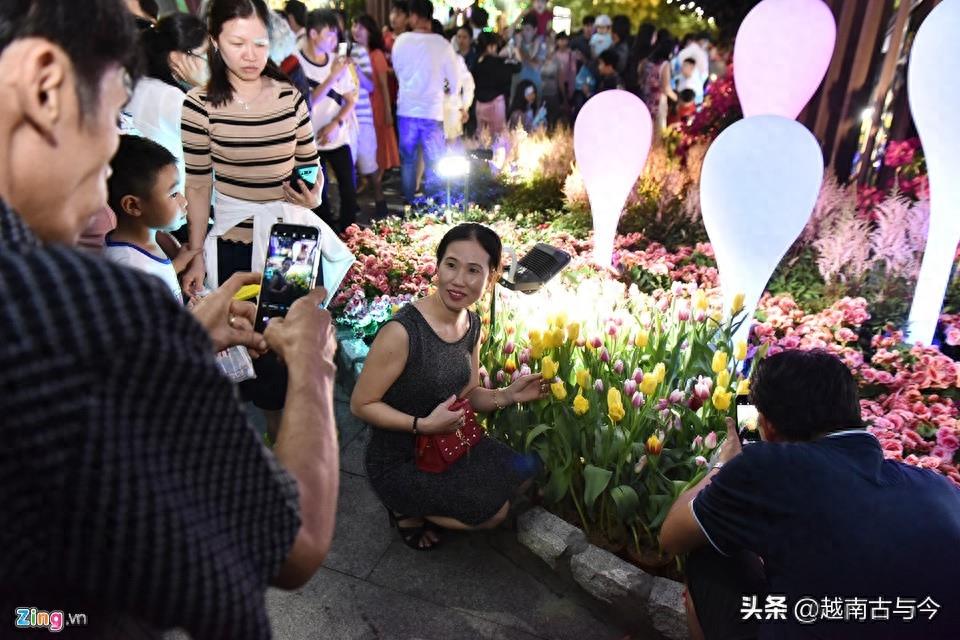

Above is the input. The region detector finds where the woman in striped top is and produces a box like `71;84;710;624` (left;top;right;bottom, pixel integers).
180;0;323;295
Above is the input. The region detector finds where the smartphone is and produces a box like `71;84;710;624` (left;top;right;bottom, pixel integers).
736;399;762;445
337;41;349;57
254;224;323;332
289;164;319;191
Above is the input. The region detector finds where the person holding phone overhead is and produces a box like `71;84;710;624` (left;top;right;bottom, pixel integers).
295;9;360;233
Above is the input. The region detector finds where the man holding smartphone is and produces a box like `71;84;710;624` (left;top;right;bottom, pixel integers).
0;2;340;637
660;350;960;640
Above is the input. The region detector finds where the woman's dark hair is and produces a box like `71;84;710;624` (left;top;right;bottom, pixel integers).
283;0;307;28
633;21;656;60
647;36;675;65
456;25;472;39
436;224;502;274
521;13;538;29
305;9;340;39
108;135;177;216
749;349;864;441
355;14;385;52
141;13;208;88
477;31;498;53
509;79;538;115
611;14;631;45
0;0;140;116
207;0;290;108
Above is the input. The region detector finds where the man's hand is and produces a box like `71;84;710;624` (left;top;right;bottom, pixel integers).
190;272;268;356
718;417;743;465
316;121;339;146
180;252;207;297
263;288;336;371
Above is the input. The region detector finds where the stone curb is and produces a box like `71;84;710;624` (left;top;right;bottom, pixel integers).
336;336;689;639
518;507;689;640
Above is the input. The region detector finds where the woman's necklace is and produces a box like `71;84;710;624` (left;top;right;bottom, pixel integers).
235;81;265;111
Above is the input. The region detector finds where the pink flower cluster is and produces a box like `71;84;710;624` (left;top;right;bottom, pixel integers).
941;314;960;347
883;138;919;169
752;297;960;486
612;236;719;289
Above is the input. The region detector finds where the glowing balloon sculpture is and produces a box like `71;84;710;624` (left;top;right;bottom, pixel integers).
905;0;960;344
734;0;836;119
700;116;824;343
573;90;652;267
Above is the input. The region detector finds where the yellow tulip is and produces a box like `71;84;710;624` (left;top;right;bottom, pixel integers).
573;392;590;416
653;362;666;384
541;355;559;380
567;322;581;344
712;351;728;374
607;388;625;424
576;368;591;389
634;329;649;348
692;289;709;312
504;357;517;374
645;434;663;456
712;388;733;411
529;345;542;360
737;379;751;396
551;327;566;349
554;310;568;328
529;329;542;348
639;373;658;396
734;340;748;361
551;381;568;400
716;369;731;389
731;292;746;316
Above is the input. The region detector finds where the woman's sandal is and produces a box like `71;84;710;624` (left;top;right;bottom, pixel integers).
387;508;442;551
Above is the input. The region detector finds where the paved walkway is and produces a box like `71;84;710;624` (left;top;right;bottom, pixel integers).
257;384;633;640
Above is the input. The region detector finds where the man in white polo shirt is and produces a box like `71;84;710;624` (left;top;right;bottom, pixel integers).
391;0;459;203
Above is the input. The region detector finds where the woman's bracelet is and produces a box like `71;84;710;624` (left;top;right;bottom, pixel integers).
493;388;504;411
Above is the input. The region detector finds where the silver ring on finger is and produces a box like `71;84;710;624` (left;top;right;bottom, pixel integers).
228;315;237;328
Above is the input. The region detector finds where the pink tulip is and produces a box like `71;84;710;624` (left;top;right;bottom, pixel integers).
519;348;530;365
512;370;522;383
677;307;691;322
695;310;707;323
503;340;515;355
519;364;532;377
632;391;644;408
695;455;707;467
688;396;704;411
599;347;610;363
590;336;603;349
669;389;684;404
633;368;644;384
576;337;586;348
692;435;704;450
613;359;624;375
594;379;605;393
496;370;506;383
624;379;638;397
484;377;493;389
607;324;618;337
704;431;718;449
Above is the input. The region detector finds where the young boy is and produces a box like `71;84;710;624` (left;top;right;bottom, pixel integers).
677;56;705;105
596;49;624;92
105;135;194;302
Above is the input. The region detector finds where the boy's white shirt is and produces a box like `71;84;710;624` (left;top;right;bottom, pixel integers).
104;241;183;301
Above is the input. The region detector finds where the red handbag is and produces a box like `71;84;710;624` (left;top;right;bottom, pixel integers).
415;397;485;473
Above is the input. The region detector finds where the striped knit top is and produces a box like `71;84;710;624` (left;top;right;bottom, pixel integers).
350;45;375;126
181;78;319;203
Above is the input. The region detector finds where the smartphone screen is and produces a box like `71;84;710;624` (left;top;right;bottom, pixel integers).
337;42;349;57
255;224;322;332
736;402;761;444
290;165;318;190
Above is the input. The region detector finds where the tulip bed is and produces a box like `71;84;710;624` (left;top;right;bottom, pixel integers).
331;127;959;566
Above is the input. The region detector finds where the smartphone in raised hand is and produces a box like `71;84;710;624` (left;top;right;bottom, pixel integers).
254;223;323;333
